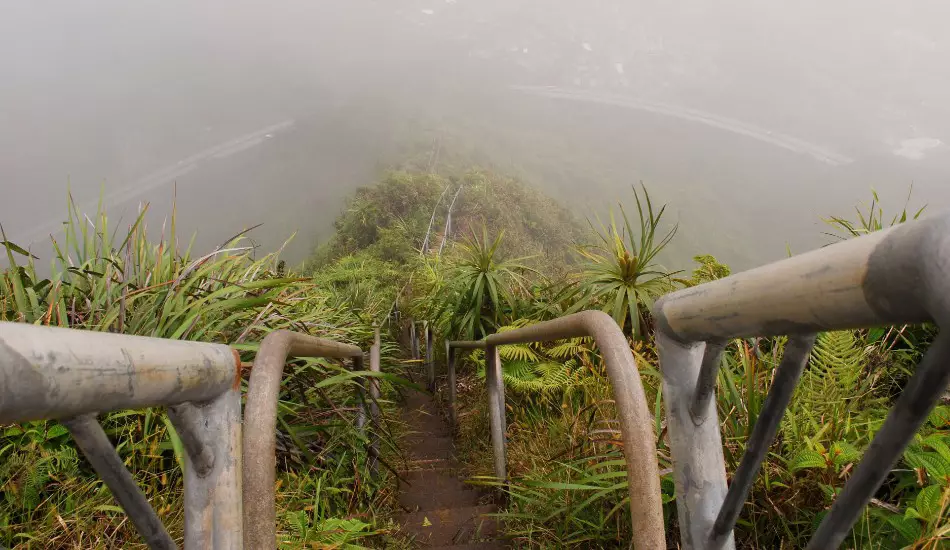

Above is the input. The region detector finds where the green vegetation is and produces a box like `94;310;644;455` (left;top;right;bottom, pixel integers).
1;168;944;548
0;198;405;548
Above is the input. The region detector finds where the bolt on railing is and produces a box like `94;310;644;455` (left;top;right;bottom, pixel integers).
442;310;666;550
0;322;376;549
654;212;950;550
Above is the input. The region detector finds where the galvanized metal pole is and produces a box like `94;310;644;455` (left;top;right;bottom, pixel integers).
62;415;177;550
425;322;435;392
657;332;734;550
368;327;382;477
0;322;237;423
483;311;665;549
710;334;816;549
181;387;243;549
243;330;364;550
410;321;419;362
484;343;507;482
446;341;457;428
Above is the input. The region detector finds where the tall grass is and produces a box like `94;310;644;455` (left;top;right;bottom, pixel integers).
0;197;399;548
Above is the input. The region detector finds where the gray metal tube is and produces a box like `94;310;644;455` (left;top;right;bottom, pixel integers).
446;342;457;428
485;343;507;482
0;322;237;423
410;321;419;361
243;330;364;550
167;403;216;477
485;310;665;549
368;327;382;476
808;332;950;549
355;354;367;430
658;332;734;550
182;387;243;549
655;214;950;343
690;340;726;423
653;224;917;342
710;334;816;549
426;322;435;391
448;340;487;350
62;415;177;550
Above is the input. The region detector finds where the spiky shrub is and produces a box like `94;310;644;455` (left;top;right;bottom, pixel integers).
568;184;678;340
0;197;398;547
433;227;535;340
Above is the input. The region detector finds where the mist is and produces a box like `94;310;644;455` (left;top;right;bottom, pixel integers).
2;0;948;269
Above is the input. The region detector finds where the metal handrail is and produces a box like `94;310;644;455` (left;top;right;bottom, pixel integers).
0;322;375;550
0;322;241;549
242;330;366;550
653;213;950;549
443;310;666;550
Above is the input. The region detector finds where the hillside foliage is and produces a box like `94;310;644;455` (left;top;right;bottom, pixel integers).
0;168;942;549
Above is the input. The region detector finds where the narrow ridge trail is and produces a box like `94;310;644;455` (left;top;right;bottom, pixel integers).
395;389;504;549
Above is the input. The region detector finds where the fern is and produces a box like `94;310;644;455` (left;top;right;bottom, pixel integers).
784;330;882;450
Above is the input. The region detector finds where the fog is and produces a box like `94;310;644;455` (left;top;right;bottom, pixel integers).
2;1;948;269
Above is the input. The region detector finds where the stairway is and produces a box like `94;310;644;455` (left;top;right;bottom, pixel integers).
395;390;504;549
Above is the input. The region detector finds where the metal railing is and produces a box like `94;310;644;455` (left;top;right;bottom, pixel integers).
654;213;950;549
0;322;377;549
442;311;667;549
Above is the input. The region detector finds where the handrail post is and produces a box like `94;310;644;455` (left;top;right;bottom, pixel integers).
485;343;507;482
446;340;457;428
182;385;244;548
410;321;419;362
656;332;734;550
425;322;435;392
368;326;382;476
243;330;365;550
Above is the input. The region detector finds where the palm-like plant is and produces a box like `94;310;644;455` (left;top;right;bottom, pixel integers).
569;184;678;340
436;226;535;339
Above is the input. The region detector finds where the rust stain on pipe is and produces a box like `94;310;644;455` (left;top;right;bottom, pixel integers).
231;348;243;390
242;330;363;550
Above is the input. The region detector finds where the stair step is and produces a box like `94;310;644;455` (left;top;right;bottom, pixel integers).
428;544;504;550
405;458;458;470
396;504;498;546
399;486;485;511
407;436;456;459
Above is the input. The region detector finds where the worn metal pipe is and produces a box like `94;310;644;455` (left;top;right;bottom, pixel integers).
182;387;243;549
409;321;419;361
484;310;665;550
658;333;734;550
243;330;364;550
368;327;382;476
167;403;216;477
425;322;435;391
653;215;950;343
0;322;237;423
62;415;177;550
710;334;816;549
690;339;726;423
484;343;508;482
808;332;950;549
654;212;950;547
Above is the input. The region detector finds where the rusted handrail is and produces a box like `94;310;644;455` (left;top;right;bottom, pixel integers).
654;213;950;549
242;330;365;550
446;310;666;550
0;322;241;549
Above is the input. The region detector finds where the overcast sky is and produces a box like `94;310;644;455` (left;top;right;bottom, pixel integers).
2;1;947;267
